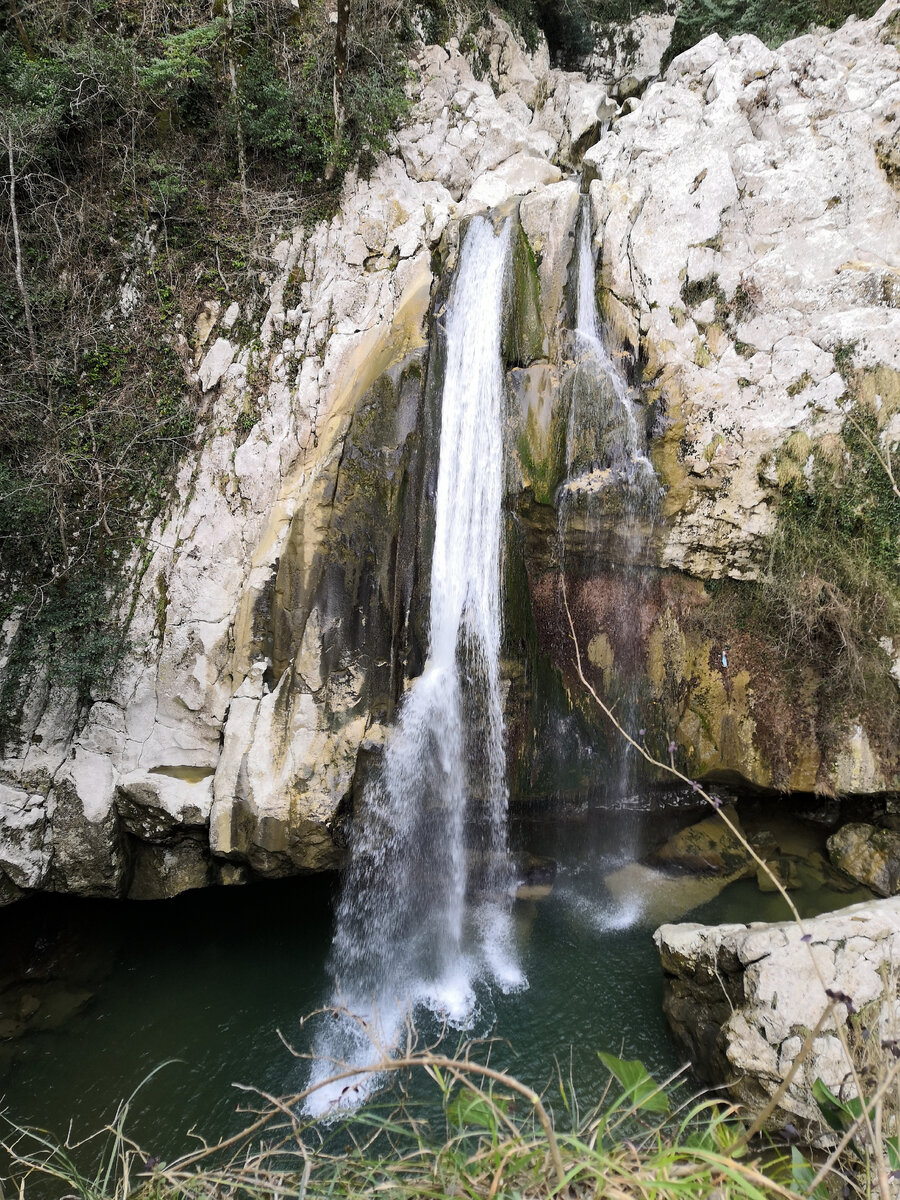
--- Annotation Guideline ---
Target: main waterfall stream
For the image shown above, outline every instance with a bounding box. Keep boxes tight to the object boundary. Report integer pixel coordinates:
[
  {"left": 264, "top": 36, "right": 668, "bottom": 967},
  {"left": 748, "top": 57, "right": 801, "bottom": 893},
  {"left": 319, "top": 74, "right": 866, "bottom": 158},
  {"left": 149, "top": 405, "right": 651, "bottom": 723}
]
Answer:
[{"left": 307, "top": 215, "right": 524, "bottom": 1114}]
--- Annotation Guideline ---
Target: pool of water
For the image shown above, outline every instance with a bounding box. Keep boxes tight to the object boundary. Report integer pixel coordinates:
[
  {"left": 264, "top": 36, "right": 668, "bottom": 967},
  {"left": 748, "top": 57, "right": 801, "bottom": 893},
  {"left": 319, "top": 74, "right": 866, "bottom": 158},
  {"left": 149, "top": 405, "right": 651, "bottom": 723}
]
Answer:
[{"left": 0, "top": 804, "right": 871, "bottom": 1175}]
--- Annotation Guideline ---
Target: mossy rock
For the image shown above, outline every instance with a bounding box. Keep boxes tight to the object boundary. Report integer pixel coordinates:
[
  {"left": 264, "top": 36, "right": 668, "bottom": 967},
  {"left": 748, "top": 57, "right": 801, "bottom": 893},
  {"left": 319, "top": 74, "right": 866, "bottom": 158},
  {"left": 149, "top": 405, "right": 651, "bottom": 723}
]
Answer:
[
  {"left": 503, "top": 222, "right": 547, "bottom": 368},
  {"left": 646, "top": 804, "right": 756, "bottom": 877}
]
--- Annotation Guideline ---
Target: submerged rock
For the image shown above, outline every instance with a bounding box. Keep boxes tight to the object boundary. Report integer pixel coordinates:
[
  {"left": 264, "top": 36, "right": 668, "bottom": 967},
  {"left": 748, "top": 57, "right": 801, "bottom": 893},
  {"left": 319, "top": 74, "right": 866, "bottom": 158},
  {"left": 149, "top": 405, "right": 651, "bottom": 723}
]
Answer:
[
  {"left": 515, "top": 853, "right": 558, "bottom": 900},
  {"left": 646, "top": 804, "right": 755, "bottom": 876}
]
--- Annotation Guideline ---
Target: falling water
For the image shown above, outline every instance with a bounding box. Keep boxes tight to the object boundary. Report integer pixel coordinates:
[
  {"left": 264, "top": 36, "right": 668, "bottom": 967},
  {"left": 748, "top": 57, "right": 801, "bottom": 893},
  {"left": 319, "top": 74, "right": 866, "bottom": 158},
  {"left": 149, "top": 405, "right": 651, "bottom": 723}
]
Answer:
[
  {"left": 555, "top": 195, "right": 661, "bottom": 922},
  {"left": 307, "top": 216, "right": 523, "bottom": 1115},
  {"left": 564, "top": 196, "right": 657, "bottom": 505}
]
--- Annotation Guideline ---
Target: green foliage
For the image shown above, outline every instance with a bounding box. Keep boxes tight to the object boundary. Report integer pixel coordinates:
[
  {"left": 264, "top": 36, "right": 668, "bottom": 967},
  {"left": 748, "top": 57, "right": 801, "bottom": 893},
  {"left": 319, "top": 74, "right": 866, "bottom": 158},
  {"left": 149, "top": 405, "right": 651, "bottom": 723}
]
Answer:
[
  {"left": 665, "top": 0, "right": 883, "bottom": 66},
  {"left": 2, "top": 1048, "right": 797, "bottom": 1200},
  {"left": 598, "top": 1051, "right": 671, "bottom": 1113},
  {"left": 0, "top": 0, "right": 418, "bottom": 729},
  {"left": 141, "top": 20, "right": 226, "bottom": 93}
]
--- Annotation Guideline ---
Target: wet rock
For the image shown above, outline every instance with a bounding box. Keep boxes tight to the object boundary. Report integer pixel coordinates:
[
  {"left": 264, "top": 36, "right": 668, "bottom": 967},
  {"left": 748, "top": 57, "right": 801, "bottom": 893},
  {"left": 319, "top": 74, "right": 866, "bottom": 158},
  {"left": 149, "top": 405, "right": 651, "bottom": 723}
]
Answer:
[
  {"left": 756, "top": 856, "right": 800, "bottom": 893},
  {"left": 128, "top": 838, "right": 212, "bottom": 900},
  {"left": 2, "top": 4, "right": 898, "bottom": 902},
  {"left": 646, "top": 805, "right": 755, "bottom": 876},
  {"left": 518, "top": 180, "right": 581, "bottom": 347},
  {"left": 827, "top": 823, "right": 900, "bottom": 897},
  {"left": 605, "top": 860, "right": 743, "bottom": 926},
  {"left": 515, "top": 853, "right": 557, "bottom": 899},
  {"left": 655, "top": 896, "right": 900, "bottom": 1136}
]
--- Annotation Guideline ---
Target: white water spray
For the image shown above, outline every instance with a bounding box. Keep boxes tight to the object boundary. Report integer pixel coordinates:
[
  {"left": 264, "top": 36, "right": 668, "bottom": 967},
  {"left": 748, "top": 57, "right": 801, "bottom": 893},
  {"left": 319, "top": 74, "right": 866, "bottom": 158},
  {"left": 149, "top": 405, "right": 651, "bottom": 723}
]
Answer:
[{"left": 307, "top": 216, "right": 523, "bottom": 1116}]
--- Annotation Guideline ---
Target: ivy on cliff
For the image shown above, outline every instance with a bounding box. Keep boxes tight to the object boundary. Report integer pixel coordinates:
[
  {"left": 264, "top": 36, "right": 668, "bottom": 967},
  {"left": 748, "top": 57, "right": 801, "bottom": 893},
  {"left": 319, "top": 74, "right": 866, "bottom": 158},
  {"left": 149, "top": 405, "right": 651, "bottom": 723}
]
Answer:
[{"left": 0, "top": 0, "right": 416, "bottom": 726}]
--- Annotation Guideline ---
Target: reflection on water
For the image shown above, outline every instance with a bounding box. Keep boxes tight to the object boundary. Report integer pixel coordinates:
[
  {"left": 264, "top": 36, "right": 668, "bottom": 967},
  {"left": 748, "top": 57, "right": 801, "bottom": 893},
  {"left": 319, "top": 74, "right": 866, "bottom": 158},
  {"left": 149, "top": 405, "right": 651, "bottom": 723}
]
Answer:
[{"left": 0, "top": 805, "right": 872, "bottom": 1166}]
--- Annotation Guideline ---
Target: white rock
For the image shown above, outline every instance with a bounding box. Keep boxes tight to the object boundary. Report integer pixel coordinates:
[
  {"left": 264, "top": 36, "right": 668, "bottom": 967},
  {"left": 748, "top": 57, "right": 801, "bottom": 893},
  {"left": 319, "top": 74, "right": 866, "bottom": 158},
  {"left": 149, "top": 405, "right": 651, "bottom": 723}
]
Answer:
[
  {"left": 463, "top": 153, "right": 563, "bottom": 215},
  {"left": 656, "top": 896, "right": 900, "bottom": 1131},
  {"left": 198, "top": 337, "right": 237, "bottom": 391}
]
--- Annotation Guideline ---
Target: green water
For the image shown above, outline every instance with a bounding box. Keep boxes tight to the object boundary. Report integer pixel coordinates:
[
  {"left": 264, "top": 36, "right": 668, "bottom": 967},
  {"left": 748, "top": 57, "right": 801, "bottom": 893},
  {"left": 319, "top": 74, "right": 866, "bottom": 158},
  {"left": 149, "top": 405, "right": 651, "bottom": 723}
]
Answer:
[{"left": 0, "top": 807, "right": 870, "bottom": 1171}]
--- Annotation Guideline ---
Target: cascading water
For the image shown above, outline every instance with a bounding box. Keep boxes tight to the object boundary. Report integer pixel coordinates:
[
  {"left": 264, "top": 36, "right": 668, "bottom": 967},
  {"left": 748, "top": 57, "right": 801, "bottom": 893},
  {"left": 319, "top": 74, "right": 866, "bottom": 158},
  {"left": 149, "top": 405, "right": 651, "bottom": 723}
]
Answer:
[
  {"left": 307, "top": 216, "right": 523, "bottom": 1115},
  {"left": 563, "top": 195, "right": 657, "bottom": 511},
  {"left": 555, "top": 193, "right": 662, "bottom": 926}
]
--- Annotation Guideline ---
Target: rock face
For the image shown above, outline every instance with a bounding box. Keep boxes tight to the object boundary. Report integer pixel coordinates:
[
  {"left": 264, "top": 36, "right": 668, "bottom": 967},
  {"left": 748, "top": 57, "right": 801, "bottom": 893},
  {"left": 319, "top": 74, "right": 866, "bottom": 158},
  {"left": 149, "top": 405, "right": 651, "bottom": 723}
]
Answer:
[
  {"left": 585, "top": 11, "right": 900, "bottom": 579},
  {"left": 0, "top": 5, "right": 898, "bottom": 900},
  {"left": 0, "top": 16, "right": 619, "bottom": 902},
  {"left": 585, "top": 3, "right": 682, "bottom": 99},
  {"left": 828, "top": 823, "right": 900, "bottom": 897},
  {"left": 529, "top": 2, "right": 900, "bottom": 796},
  {"left": 655, "top": 897, "right": 900, "bottom": 1133}
]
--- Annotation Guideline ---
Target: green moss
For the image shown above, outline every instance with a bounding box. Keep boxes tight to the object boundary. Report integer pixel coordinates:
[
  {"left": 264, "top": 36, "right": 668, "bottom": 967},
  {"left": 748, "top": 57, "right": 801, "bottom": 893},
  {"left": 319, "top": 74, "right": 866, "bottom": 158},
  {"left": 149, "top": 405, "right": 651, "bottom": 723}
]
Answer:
[
  {"left": 706, "top": 400, "right": 900, "bottom": 769},
  {"left": 504, "top": 224, "right": 547, "bottom": 368},
  {"left": 516, "top": 417, "right": 567, "bottom": 506},
  {"left": 786, "top": 372, "right": 813, "bottom": 397}
]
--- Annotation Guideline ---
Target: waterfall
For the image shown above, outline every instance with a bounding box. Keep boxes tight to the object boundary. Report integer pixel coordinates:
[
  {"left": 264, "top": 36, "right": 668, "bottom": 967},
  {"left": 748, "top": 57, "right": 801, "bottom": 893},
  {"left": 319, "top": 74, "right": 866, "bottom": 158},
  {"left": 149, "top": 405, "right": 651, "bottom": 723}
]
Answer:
[
  {"left": 306, "top": 216, "right": 523, "bottom": 1115},
  {"left": 564, "top": 196, "right": 655, "bottom": 498},
  {"left": 556, "top": 194, "right": 661, "bottom": 879}
]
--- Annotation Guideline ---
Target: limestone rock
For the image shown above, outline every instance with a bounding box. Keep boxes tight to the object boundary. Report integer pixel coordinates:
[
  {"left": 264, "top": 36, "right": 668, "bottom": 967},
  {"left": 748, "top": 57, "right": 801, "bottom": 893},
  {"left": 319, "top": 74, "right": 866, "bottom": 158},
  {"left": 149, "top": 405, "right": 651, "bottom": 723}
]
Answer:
[
  {"left": 655, "top": 897, "right": 900, "bottom": 1133},
  {"left": 582, "top": 7, "right": 680, "bottom": 99},
  {"left": 50, "top": 750, "right": 127, "bottom": 897},
  {"left": 463, "top": 153, "right": 562, "bottom": 217},
  {"left": 115, "top": 770, "right": 213, "bottom": 841},
  {"left": 519, "top": 180, "right": 581, "bottom": 346},
  {"left": 198, "top": 337, "right": 236, "bottom": 391},
  {"left": 477, "top": 14, "right": 549, "bottom": 109},
  {"left": 0, "top": 783, "right": 51, "bottom": 890},
  {"left": 827, "top": 823, "right": 900, "bottom": 897},
  {"left": 128, "top": 838, "right": 212, "bottom": 900},
  {"left": 2, "top": 5, "right": 899, "bottom": 902},
  {"left": 584, "top": 6, "right": 900, "bottom": 579}
]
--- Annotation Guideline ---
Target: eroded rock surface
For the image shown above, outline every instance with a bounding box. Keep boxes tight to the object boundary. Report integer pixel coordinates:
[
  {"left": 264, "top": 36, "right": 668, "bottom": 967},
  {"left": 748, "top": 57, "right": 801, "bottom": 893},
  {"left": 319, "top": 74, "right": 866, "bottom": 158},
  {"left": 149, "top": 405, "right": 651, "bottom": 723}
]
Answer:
[
  {"left": 655, "top": 896, "right": 900, "bottom": 1133},
  {"left": 0, "top": 16, "right": 613, "bottom": 901},
  {"left": 828, "top": 822, "right": 900, "bottom": 896},
  {"left": 586, "top": 9, "right": 900, "bottom": 578}
]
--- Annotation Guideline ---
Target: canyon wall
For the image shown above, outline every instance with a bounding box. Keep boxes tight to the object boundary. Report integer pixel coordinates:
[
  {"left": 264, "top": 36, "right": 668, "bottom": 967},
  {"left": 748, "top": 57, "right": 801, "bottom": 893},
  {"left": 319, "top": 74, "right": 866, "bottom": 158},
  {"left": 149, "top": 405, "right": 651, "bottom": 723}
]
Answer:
[{"left": 0, "top": 3, "right": 898, "bottom": 901}]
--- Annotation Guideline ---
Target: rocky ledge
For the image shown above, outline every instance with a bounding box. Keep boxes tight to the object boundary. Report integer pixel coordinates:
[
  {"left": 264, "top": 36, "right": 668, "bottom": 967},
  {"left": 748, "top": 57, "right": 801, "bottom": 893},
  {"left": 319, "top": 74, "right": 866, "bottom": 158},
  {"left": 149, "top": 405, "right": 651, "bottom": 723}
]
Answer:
[{"left": 655, "top": 895, "right": 900, "bottom": 1134}]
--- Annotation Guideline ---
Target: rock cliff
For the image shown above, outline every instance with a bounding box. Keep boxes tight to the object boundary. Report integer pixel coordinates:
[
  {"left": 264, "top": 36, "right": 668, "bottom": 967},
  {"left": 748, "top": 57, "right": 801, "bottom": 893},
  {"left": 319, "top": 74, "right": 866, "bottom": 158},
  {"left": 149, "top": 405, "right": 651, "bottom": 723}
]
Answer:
[{"left": 0, "top": 3, "right": 898, "bottom": 900}]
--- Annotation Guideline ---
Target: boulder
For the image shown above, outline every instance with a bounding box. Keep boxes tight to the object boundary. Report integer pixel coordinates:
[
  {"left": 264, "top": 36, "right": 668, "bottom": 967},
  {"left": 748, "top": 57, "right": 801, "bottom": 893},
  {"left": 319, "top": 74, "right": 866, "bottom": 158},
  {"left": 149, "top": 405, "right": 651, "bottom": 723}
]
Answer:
[
  {"left": 646, "top": 804, "right": 755, "bottom": 875},
  {"left": 655, "top": 897, "right": 900, "bottom": 1134},
  {"left": 827, "top": 823, "right": 900, "bottom": 897}
]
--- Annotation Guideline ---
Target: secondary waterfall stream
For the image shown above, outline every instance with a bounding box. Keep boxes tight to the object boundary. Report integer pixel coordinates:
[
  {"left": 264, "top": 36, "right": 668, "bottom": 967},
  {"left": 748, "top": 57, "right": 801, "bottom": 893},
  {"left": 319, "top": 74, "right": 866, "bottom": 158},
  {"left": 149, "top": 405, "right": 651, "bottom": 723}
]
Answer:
[
  {"left": 307, "top": 216, "right": 523, "bottom": 1114},
  {"left": 554, "top": 195, "right": 662, "bottom": 923}
]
